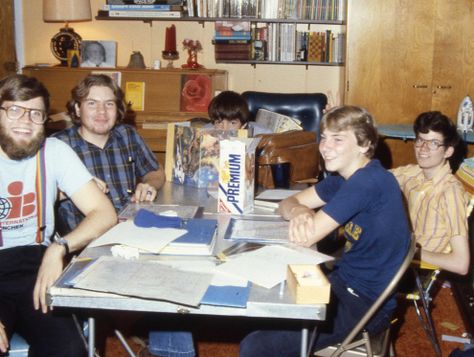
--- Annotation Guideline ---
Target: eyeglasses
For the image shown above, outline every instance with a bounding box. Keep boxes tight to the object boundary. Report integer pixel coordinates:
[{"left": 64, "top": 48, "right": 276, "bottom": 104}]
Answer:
[
  {"left": 0, "top": 105, "right": 47, "bottom": 125},
  {"left": 414, "top": 137, "right": 445, "bottom": 150}
]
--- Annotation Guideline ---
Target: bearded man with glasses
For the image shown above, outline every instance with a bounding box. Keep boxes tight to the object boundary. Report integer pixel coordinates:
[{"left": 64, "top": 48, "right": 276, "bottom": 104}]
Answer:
[
  {"left": 391, "top": 111, "right": 470, "bottom": 275},
  {"left": 0, "top": 74, "right": 117, "bottom": 356}
]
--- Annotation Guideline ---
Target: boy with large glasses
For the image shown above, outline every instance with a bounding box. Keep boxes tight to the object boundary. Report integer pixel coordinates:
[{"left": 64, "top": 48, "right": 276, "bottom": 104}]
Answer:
[{"left": 391, "top": 111, "right": 470, "bottom": 275}]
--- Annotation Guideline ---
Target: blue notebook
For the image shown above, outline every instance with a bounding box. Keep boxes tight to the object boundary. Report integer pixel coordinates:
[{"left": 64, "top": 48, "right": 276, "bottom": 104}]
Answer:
[
  {"left": 161, "top": 218, "right": 218, "bottom": 256},
  {"left": 201, "top": 283, "right": 251, "bottom": 308}
]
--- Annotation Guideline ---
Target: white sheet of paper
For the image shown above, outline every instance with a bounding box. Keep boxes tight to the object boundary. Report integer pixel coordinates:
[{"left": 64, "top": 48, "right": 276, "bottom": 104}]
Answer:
[
  {"left": 256, "top": 189, "right": 301, "bottom": 200},
  {"left": 215, "top": 245, "right": 333, "bottom": 289},
  {"left": 87, "top": 221, "right": 187, "bottom": 254},
  {"left": 73, "top": 256, "right": 212, "bottom": 306}
]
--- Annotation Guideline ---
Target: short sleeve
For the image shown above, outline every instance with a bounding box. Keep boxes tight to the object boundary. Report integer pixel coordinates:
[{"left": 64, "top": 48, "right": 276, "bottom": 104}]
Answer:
[
  {"left": 320, "top": 172, "right": 373, "bottom": 225},
  {"left": 48, "top": 139, "right": 92, "bottom": 197}
]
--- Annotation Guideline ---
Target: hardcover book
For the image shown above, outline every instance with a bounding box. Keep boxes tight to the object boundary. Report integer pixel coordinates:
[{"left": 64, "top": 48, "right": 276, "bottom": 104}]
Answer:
[
  {"left": 214, "top": 43, "right": 252, "bottom": 52},
  {"left": 108, "top": 10, "right": 182, "bottom": 17},
  {"left": 107, "top": 0, "right": 184, "bottom": 4},
  {"left": 161, "top": 218, "right": 218, "bottom": 255},
  {"left": 215, "top": 52, "right": 251, "bottom": 60}
]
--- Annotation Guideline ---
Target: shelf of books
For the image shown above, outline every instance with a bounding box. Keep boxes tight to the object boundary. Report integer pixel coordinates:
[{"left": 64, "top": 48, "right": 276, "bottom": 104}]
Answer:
[
  {"left": 99, "top": 0, "right": 345, "bottom": 21},
  {"left": 214, "top": 20, "right": 344, "bottom": 65},
  {"left": 98, "top": 0, "right": 346, "bottom": 66}
]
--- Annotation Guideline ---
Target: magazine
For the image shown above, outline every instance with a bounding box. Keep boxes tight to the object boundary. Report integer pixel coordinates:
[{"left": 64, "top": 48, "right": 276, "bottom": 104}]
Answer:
[{"left": 255, "top": 108, "right": 303, "bottom": 133}]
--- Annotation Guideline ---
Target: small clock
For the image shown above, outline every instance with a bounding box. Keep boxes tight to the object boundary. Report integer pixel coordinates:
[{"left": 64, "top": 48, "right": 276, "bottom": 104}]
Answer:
[{"left": 50, "top": 27, "right": 82, "bottom": 66}]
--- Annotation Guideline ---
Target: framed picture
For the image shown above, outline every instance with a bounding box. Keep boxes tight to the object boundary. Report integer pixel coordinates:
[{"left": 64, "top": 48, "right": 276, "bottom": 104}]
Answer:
[
  {"left": 180, "top": 74, "right": 212, "bottom": 112},
  {"left": 80, "top": 40, "right": 117, "bottom": 68}
]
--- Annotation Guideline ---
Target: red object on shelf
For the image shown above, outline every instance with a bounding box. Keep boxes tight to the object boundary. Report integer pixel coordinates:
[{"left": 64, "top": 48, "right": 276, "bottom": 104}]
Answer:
[{"left": 165, "top": 25, "right": 177, "bottom": 53}]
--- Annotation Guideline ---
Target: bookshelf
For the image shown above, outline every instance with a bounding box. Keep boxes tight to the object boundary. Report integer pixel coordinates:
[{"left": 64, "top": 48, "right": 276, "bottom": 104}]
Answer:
[{"left": 96, "top": 0, "right": 346, "bottom": 66}]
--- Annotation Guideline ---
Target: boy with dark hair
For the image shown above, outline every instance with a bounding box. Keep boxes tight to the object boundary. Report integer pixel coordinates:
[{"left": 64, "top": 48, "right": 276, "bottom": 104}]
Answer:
[
  {"left": 392, "top": 111, "right": 470, "bottom": 274},
  {"left": 207, "top": 91, "right": 271, "bottom": 135}
]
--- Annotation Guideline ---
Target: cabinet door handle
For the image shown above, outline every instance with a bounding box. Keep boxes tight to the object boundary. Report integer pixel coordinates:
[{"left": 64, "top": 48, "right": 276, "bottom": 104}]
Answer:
[
  {"left": 413, "top": 84, "right": 428, "bottom": 88},
  {"left": 436, "top": 85, "right": 452, "bottom": 89}
]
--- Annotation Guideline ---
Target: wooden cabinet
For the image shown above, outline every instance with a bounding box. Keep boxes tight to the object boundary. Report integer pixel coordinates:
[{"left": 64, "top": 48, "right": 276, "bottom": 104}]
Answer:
[
  {"left": 346, "top": 0, "right": 474, "bottom": 123},
  {"left": 345, "top": 0, "right": 474, "bottom": 167},
  {"left": 22, "top": 66, "right": 227, "bottom": 166}
]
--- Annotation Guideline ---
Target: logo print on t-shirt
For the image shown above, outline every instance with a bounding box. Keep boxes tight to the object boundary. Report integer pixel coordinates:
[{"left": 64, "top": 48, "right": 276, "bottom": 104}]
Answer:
[
  {"left": 0, "top": 197, "right": 12, "bottom": 219},
  {"left": 0, "top": 181, "right": 36, "bottom": 221}
]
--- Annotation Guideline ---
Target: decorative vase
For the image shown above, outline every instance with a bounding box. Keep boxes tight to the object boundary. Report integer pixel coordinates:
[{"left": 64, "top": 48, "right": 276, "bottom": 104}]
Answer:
[{"left": 182, "top": 49, "right": 203, "bottom": 69}]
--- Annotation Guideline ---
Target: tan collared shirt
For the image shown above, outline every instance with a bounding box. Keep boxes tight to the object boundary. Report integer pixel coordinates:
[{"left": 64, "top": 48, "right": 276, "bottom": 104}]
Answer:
[{"left": 391, "top": 162, "right": 469, "bottom": 253}]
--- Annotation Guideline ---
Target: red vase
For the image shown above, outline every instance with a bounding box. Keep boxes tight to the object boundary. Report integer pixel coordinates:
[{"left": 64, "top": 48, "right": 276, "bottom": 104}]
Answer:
[{"left": 182, "top": 49, "right": 203, "bottom": 69}]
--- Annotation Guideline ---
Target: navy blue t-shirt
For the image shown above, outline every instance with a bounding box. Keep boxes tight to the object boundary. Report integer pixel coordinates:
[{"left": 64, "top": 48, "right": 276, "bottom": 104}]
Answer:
[{"left": 316, "top": 159, "right": 410, "bottom": 312}]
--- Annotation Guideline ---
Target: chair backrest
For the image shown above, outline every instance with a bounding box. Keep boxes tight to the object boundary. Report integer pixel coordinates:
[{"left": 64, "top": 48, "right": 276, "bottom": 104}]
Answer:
[
  {"left": 241, "top": 91, "right": 327, "bottom": 138},
  {"left": 335, "top": 235, "right": 417, "bottom": 355}
]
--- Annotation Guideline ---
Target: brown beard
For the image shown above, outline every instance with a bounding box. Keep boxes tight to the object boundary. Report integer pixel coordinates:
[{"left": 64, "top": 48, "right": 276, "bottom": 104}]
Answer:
[{"left": 0, "top": 123, "right": 46, "bottom": 160}]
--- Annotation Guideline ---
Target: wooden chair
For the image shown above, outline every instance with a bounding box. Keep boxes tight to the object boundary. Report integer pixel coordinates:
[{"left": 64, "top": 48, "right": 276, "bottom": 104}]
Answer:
[{"left": 313, "top": 236, "right": 416, "bottom": 357}]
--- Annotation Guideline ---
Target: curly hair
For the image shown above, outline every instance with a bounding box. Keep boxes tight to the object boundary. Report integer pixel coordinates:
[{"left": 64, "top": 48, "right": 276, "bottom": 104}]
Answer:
[{"left": 67, "top": 74, "right": 126, "bottom": 126}]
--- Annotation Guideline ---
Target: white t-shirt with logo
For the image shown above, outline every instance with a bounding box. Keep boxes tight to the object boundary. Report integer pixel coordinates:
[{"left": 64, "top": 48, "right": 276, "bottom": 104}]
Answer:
[{"left": 0, "top": 138, "right": 92, "bottom": 249}]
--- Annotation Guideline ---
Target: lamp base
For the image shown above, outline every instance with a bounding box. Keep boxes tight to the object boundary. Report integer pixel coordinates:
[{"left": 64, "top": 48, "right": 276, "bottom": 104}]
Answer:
[{"left": 50, "top": 26, "right": 82, "bottom": 66}]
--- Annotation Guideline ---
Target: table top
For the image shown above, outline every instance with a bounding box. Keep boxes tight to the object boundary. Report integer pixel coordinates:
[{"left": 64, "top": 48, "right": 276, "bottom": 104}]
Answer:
[
  {"left": 378, "top": 124, "right": 474, "bottom": 143},
  {"left": 48, "top": 182, "right": 326, "bottom": 321}
]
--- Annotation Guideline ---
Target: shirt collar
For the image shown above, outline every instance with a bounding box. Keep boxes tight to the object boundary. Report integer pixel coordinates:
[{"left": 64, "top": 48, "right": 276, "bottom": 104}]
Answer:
[
  {"left": 423, "top": 161, "right": 452, "bottom": 185},
  {"left": 71, "top": 125, "right": 119, "bottom": 150}
]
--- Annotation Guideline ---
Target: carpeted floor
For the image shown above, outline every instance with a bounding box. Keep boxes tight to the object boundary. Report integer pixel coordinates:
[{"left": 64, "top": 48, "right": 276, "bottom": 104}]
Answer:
[{"left": 100, "top": 280, "right": 469, "bottom": 357}]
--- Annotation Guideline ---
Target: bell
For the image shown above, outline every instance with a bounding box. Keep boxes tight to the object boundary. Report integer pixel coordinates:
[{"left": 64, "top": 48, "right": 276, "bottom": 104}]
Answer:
[{"left": 127, "top": 51, "right": 146, "bottom": 69}]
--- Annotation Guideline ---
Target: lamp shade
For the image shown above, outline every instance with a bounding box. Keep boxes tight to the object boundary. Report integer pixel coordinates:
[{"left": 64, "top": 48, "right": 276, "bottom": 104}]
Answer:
[{"left": 43, "top": 0, "right": 92, "bottom": 22}]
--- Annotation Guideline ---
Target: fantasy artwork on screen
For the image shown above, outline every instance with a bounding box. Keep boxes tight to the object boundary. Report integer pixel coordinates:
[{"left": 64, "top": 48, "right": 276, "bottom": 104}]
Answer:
[
  {"left": 166, "top": 123, "right": 248, "bottom": 188},
  {"left": 180, "top": 74, "right": 212, "bottom": 112}
]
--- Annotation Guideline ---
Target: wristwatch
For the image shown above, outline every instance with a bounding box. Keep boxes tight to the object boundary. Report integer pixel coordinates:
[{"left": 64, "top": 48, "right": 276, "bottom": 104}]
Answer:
[{"left": 54, "top": 236, "right": 70, "bottom": 256}]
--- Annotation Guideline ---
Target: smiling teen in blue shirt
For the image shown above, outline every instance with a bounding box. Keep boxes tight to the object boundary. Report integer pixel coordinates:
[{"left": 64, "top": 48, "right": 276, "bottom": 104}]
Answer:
[{"left": 240, "top": 105, "right": 411, "bottom": 356}]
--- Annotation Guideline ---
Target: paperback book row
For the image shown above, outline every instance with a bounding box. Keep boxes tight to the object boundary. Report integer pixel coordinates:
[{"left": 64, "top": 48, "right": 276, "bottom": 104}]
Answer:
[
  {"left": 214, "top": 21, "right": 345, "bottom": 63},
  {"left": 104, "top": 0, "right": 345, "bottom": 20}
]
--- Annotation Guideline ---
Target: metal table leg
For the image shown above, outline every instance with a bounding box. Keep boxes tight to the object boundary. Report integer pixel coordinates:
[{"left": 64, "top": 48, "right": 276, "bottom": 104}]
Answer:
[{"left": 88, "top": 317, "right": 95, "bottom": 357}]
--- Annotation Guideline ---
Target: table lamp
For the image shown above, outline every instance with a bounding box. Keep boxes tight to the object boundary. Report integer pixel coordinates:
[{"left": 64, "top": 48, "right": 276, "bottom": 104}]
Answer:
[{"left": 43, "top": 0, "right": 92, "bottom": 66}]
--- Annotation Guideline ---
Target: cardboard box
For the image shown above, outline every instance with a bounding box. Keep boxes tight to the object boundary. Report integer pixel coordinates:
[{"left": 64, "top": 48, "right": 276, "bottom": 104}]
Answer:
[
  {"left": 287, "top": 264, "right": 331, "bottom": 304},
  {"left": 165, "top": 122, "right": 247, "bottom": 188},
  {"left": 218, "top": 137, "right": 261, "bottom": 214}
]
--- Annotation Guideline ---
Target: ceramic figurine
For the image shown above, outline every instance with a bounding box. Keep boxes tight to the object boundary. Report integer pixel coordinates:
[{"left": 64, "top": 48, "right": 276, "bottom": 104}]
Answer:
[{"left": 457, "top": 95, "right": 474, "bottom": 132}]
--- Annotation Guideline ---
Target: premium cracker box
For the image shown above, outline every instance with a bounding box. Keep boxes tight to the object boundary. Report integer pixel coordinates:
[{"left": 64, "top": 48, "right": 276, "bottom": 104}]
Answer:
[{"left": 218, "top": 137, "right": 261, "bottom": 214}]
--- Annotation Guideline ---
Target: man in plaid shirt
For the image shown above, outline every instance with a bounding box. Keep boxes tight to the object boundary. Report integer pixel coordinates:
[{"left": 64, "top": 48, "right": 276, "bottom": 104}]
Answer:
[{"left": 54, "top": 74, "right": 165, "bottom": 234}]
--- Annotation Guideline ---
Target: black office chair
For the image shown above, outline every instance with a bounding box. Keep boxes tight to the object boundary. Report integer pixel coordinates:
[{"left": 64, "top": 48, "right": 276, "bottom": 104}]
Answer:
[{"left": 242, "top": 91, "right": 327, "bottom": 139}]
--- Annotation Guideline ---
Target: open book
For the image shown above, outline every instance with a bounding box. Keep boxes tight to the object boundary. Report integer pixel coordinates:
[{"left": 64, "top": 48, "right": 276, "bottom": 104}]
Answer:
[{"left": 255, "top": 109, "right": 303, "bottom": 133}]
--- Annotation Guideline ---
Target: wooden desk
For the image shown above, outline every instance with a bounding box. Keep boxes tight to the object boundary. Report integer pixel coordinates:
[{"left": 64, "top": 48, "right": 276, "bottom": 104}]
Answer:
[{"left": 48, "top": 182, "right": 326, "bottom": 357}]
